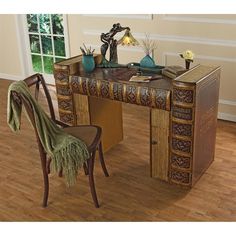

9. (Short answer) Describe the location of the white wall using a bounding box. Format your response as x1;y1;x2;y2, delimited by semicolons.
0;14;24;80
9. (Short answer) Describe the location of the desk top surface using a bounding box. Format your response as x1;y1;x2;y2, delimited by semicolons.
74;67;173;91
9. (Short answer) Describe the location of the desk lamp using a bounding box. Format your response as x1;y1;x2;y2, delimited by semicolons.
99;23;139;67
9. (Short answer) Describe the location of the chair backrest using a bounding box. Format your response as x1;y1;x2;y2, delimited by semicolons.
23;73;56;121
10;73;56;157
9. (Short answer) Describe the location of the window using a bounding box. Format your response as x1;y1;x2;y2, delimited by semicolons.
26;14;68;75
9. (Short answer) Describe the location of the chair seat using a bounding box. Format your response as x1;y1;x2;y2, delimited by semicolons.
63;125;101;151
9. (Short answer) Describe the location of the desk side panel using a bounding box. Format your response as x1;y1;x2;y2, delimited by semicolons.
192;69;220;185
170;66;220;187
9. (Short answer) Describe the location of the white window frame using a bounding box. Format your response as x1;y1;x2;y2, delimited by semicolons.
17;14;70;84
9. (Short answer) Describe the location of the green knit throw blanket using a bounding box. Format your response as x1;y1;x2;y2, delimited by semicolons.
7;81;90;186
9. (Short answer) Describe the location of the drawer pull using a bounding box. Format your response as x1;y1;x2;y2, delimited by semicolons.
152;140;157;145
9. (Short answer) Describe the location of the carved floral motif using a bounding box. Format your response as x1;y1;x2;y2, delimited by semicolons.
172;138;192;153
173;88;194;103
171;154;191;169
140;87;151;106
58;99;73;111
170;170;190;184
60;113;74;125
126;85;137;104
54;70;69;83
56;85;71;96
81;78;88;94
88;78;98;96
172;105;193;120
113;82;123;101
155;90;167;110
172;122;192;136
100;80;110;98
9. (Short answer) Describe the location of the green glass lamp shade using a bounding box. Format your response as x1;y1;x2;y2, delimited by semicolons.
118;29;139;46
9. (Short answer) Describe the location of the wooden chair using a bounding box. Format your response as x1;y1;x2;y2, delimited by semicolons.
10;73;109;208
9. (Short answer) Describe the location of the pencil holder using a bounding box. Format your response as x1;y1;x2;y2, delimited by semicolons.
82;55;95;73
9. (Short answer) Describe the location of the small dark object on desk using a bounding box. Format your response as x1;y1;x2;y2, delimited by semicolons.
129;74;162;83
128;62;165;74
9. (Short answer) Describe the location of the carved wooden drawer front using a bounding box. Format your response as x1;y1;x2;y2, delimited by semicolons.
54;70;69;83
172;122;192;137
172;138;192;154
172;105;193;121
173;87;194;104
58;97;73;111
170;169;191;185
59;113;74;124
56;84;72;96
171;153;191;169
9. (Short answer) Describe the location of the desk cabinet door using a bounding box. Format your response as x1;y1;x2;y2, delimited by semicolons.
150;109;170;181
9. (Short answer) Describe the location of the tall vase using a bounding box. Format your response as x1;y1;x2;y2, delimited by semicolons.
82;55;95;73
140;54;156;68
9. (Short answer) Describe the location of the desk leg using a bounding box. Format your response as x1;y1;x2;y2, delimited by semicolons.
73;94;123;152
150;109;170;181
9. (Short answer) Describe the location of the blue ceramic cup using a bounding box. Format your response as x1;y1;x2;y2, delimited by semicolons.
82;55;95;73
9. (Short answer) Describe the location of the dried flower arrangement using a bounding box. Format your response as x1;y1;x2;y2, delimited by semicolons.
139;34;157;56
80;43;95;56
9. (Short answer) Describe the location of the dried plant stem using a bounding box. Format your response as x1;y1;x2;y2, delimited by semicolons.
139;34;157;55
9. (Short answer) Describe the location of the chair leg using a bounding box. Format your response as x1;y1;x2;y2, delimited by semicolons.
87;151;99;208
83;163;88;175
46;157;51;174
98;142;109;177
40;152;49;207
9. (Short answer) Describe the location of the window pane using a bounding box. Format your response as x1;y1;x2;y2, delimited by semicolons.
29;34;40;53
39;14;51;34
41;35;53;55
43;56;53;74
54;36;65;57
27;14;38;33
52;14;64;35
31;55;42;72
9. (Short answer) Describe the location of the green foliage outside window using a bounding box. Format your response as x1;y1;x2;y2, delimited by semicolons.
27;14;66;74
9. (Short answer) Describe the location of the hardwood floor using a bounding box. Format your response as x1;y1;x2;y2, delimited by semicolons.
1;78;236;221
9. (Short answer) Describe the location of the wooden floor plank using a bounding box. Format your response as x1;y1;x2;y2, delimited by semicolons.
1;78;236;221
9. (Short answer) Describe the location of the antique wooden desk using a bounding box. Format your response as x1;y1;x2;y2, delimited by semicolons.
54;55;220;188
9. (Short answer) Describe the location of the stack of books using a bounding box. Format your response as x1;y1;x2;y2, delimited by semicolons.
162;65;187;79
